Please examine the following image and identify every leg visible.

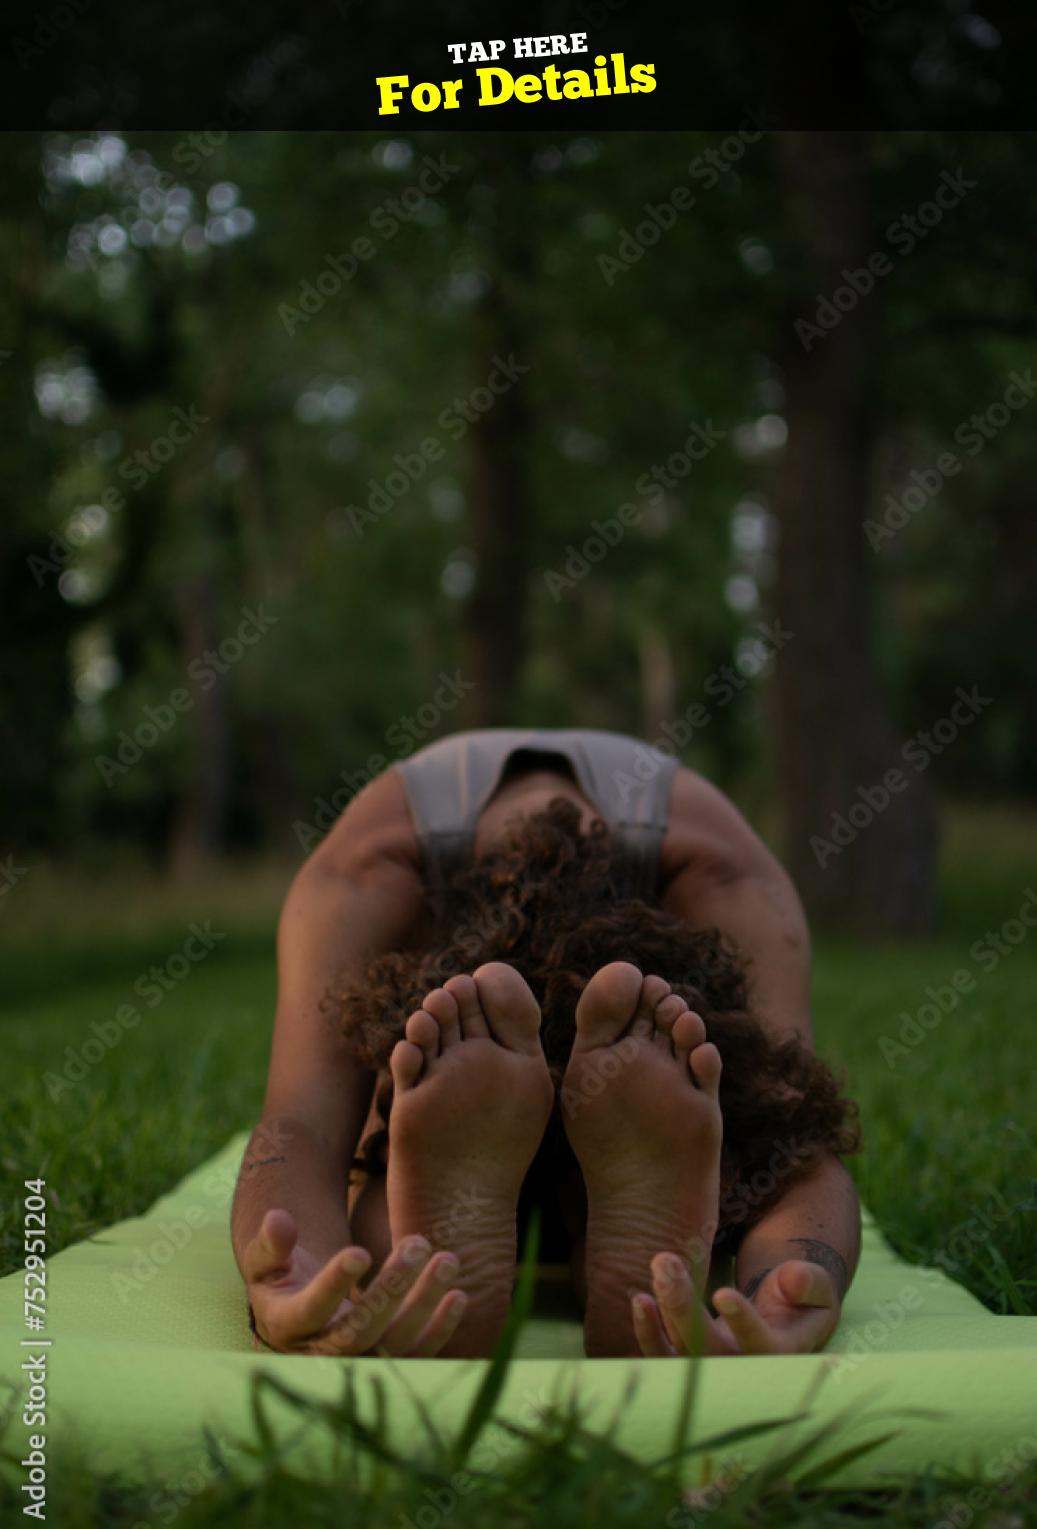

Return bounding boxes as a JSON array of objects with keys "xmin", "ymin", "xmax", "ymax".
[{"xmin": 347, "ymin": 1170, "xmax": 392, "ymax": 1270}]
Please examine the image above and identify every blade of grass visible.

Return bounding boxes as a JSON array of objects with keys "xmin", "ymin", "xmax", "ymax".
[
  {"xmin": 449, "ymin": 1209, "xmax": 540, "ymax": 1471},
  {"xmin": 978, "ymin": 1243, "xmax": 1031, "ymax": 1314},
  {"xmin": 649, "ymin": 1412, "xmax": 809, "ymax": 1473},
  {"xmin": 667, "ymin": 1266, "xmax": 710, "ymax": 1475},
  {"xmin": 791, "ymin": 1430, "xmax": 901, "ymax": 1490}
]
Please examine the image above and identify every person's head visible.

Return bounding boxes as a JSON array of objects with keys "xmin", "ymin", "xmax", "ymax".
[{"xmin": 334, "ymin": 797, "xmax": 859, "ymax": 1245}]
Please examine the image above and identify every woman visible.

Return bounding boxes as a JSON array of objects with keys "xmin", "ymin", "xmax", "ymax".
[{"xmin": 232, "ymin": 728, "xmax": 860, "ymax": 1358}]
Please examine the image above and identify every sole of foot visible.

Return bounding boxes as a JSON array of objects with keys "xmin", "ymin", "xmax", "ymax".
[
  {"xmin": 387, "ymin": 961, "xmax": 554, "ymax": 1356},
  {"xmin": 560, "ymin": 961, "xmax": 722, "ymax": 1357}
]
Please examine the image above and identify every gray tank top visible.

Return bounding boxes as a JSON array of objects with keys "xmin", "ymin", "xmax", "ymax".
[{"xmin": 394, "ymin": 728, "xmax": 679, "ymax": 901}]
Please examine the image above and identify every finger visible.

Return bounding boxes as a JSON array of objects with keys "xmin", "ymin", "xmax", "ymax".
[
  {"xmin": 652, "ymin": 1253, "xmax": 702, "ymax": 1354},
  {"xmin": 376, "ymin": 1250, "xmax": 461, "ymax": 1354},
  {"xmin": 243, "ymin": 1208, "xmax": 298, "ymax": 1282},
  {"xmin": 774, "ymin": 1260, "xmax": 838, "ymax": 1308},
  {"xmin": 260, "ymin": 1243, "xmax": 372, "ymax": 1348},
  {"xmin": 408, "ymin": 1289, "xmax": 469, "ymax": 1356},
  {"xmin": 711, "ymin": 1287, "xmax": 780, "ymax": 1353},
  {"xmin": 632, "ymin": 1292, "xmax": 677, "ymax": 1356},
  {"xmin": 316, "ymin": 1236, "xmax": 433, "ymax": 1353}
]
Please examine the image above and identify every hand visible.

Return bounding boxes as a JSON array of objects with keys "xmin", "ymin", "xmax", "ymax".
[
  {"xmin": 243, "ymin": 1208, "xmax": 467, "ymax": 1356},
  {"xmin": 631, "ymin": 1255, "xmax": 841, "ymax": 1357}
]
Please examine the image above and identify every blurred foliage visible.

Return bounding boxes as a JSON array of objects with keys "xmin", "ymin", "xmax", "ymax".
[{"xmin": 1, "ymin": 129, "xmax": 1035, "ymax": 865}]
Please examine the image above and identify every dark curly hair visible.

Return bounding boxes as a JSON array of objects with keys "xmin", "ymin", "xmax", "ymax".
[{"xmin": 332, "ymin": 798, "xmax": 860, "ymax": 1251}]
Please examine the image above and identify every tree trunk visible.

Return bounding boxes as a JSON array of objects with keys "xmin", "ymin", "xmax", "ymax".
[
  {"xmin": 462, "ymin": 294, "xmax": 530, "ymax": 726},
  {"xmin": 168, "ymin": 571, "xmax": 231, "ymax": 876},
  {"xmin": 771, "ymin": 131, "xmax": 937, "ymax": 935},
  {"xmin": 460, "ymin": 140, "xmax": 532, "ymax": 728}
]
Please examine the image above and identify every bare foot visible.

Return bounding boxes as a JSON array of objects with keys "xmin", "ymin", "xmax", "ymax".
[
  {"xmin": 387, "ymin": 962, "xmax": 554, "ymax": 1356},
  {"xmin": 560, "ymin": 962, "xmax": 723, "ymax": 1357}
]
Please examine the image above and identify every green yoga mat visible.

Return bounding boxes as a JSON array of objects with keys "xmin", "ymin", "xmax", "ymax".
[{"xmin": 1, "ymin": 1133, "xmax": 1034, "ymax": 1492}]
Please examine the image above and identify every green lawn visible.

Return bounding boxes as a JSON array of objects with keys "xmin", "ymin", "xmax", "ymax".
[{"xmin": 1, "ymin": 808, "xmax": 1035, "ymax": 1526}]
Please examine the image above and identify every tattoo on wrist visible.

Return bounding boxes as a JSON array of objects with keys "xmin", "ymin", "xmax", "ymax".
[
  {"xmin": 740, "ymin": 1266, "xmax": 774, "ymax": 1302},
  {"xmin": 244, "ymin": 1155, "xmax": 287, "ymax": 1173},
  {"xmin": 790, "ymin": 1238, "xmax": 849, "ymax": 1298}
]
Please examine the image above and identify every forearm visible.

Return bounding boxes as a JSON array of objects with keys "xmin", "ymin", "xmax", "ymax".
[
  {"xmin": 735, "ymin": 1155, "xmax": 860, "ymax": 1300},
  {"xmin": 231, "ymin": 1115, "xmax": 353, "ymax": 1273}
]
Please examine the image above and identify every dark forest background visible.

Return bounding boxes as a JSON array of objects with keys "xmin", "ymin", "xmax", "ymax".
[{"xmin": 2, "ymin": 128, "xmax": 1035, "ymax": 936}]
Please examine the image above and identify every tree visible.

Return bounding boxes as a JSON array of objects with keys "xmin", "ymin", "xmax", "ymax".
[{"xmin": 770, "ymin": 131, "xmax": 938, "ymax": 934}]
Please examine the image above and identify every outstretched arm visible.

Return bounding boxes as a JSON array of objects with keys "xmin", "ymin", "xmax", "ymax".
[
  {"xmin": 632, "ymin": 1155, "xmax": 860, "ymax": 1356},
  {"xmin": 232, "ymin": 771, "xmax": 466, "ymax": 1354},
  {"xmin": 649, "ymin": 769, "xmax": 860, "ymax": 1351},
  {"xmin": 712, "ymin": 1153, "xmax": 860, "ymax": 1352}
]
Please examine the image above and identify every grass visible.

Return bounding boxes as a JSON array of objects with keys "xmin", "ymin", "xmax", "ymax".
[{"xmin": 1, "ymin": 802, "xmax": 1036, "ymax": 1525}]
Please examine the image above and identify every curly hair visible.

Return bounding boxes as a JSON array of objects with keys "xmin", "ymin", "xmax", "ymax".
[{"xmin": 332, "ymin": 797, "xmax": 860, "ymax": 1251}]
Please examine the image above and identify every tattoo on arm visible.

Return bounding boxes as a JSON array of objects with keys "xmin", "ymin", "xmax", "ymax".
[
  {"xmin": 244, "ymin": 1155, "xmax": 287, "ymax": 1173},
  {"xmin": 740, "ymin": 1266, "xmax": 774, "ymax": 1302},
  {"xmin": 790, "ymin": 1238, "xmax": 849, "ymax": 1298}
]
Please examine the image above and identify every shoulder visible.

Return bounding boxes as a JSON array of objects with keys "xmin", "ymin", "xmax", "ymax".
[
  {"xmin": 658, "ymin": 765, "xmax": 782, "ymax": 889},
  {"xmin": 303, "ymin": 763, "xmax": 423, "ymax": 884}
]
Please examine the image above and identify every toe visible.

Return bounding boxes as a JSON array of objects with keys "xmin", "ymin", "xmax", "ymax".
[
  {"xmin": 572, "ymin": 962, "xmax": 642, "ymax": 1053},
  {"xmin": 405, "ymin": 1007, "xmax": 440, "ymax": 1062},
  {"xmin": 472, "ymin": 962, "xmax": 542, "ymax": 1055},
  {"xmin": 630, "ymin": 974, "xmax": 670, "ymax": 1038},
  {"xmin": 422, "ymin": 988, "xmax": 461, "ymax": 1049},
  {"xmin": 389, "ymin": 1038, "xmax": 424, "ymax": 1093},
  {"xmin": 652, "ymin": 992, "xmax": 688, "ymax": 1055},
  {"xmin": 443, "ymin": 973, "xmax": 490, "ymax": 1039},
  {"xmin": 671, "ymin": 1008, "xmax": 706, "ymax": 1069},
  {"xmin": 689, "ymin": 1040, "xmax": 722, "ymax": 1098}
]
